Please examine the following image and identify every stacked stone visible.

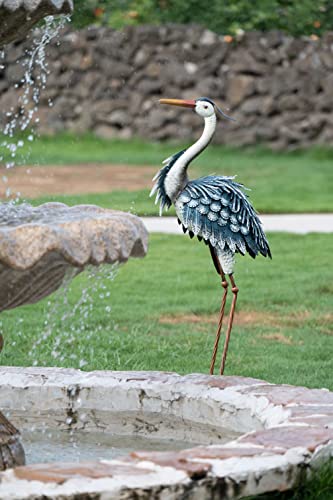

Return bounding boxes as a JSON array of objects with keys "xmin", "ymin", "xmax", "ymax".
[{"xmin": 1, "ymin": 25, "xmax": 333, "ymax": 148}]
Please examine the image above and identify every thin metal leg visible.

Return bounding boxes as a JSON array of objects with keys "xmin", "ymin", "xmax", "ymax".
[
  {"xmin": 219, "ymin": 274, "xmax": 238, "ymax": 375},
  {"xmin": 209, "ymin": 270, "xmax": 228, "ymax": 375}
]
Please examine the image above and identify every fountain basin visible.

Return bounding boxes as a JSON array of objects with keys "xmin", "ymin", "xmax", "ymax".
[
  {"xmin": 0, "ymin": 0, "xmax": 73, "ymax": 46},
  {"xmin": 0, "ymin": 202, "xmax": 148, "ymax": 312},
  {"xmin": 0, "ymin": 367, "xmax": 332, "ymax": 498},
  {"xmin": 22, "ymin": 430, "xmax": 205, "ymax": 466}
]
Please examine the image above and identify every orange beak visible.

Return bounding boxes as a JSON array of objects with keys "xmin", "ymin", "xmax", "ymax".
[{"xmin": 159, "ymin": 98, "xmax": 196, "ymax": 108}]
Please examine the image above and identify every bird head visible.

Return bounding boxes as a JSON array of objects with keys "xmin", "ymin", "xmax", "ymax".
[{"xmin": 159, "ymin": 97, "xmax": 235, "ymax": 121}]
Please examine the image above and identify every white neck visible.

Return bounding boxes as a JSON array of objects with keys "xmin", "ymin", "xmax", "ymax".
[
  {"xmin": 180, "ymin": 113, "xmax": 217, "ymax": 166},
  {"xmin": 164, "ymin": 113, "xmax": 217, "ymax": 201}
]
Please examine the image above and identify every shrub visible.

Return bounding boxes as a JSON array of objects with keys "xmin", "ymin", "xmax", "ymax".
[{"xmin": 71, "ymin": 0, "xmax": 333, "ymax": 37}]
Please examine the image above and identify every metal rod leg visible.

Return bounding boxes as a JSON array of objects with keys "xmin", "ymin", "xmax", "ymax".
[
  {"xmin": 220, "ymin": 274, "xmax": 238, "ymax": 375},
  {"xmin": 209, "ymin": 274, "xmax": 228, "ymax": 375}
]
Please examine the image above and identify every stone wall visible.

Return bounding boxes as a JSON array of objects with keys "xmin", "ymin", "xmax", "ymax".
[{"xmin": 1, "ymin": 24, "xmax": 333, "ymax": 148}]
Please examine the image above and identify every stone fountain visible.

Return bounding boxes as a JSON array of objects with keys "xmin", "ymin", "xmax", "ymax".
[{"xmin": 0, "ymin": 0, "xmax": 148, "ymax": 471}]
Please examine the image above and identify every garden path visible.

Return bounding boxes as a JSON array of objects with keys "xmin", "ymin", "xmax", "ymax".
[{"xmin": 143, "ymin": 214, "xmax": 333, "ymax": 234}]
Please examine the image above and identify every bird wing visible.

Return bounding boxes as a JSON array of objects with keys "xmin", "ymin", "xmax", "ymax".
[
  {"xmin": 176, "ymin": 175, "xmax": 271, "ymax": 259},
  {"xmin": 150, "ymin": 149, "xmax": 186, "ymax": 215}
]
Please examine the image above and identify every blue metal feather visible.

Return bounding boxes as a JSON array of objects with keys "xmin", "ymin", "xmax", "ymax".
[{"xmin": 176, "ymin": 175, "xmax": 271, "ymax": 260}]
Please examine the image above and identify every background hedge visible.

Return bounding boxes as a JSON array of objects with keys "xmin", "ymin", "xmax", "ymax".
[{"xmin": 71, "ymin": 0, "xmax": 333, "ymax": 37}]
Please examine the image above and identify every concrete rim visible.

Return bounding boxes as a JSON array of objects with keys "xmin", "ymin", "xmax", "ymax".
[{"xmin": 0, "ymin": 367, "xmax": 332, "ymax": 498}]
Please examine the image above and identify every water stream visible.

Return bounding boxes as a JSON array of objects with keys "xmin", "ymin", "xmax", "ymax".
[
  {"xmin": 28, "ymin": 264, "xmax": 118, "ymax": 369},
  {"xmin": 0, "ymin": 15, "xmax": 69, "ymax": 201}
]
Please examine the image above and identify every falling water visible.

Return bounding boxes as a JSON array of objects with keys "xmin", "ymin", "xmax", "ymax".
[
  {"xmin": 27, "ymin": 264, "xmax": 118, "ymax": 369},
  {"xmin": 0, "ymin": 15, "xmax": 69, "ymax": 202}
]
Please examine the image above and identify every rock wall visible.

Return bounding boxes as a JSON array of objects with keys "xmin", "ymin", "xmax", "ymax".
[{"xmin": 1, "ymin": 24, "xmax": 333, "ymax": 148}]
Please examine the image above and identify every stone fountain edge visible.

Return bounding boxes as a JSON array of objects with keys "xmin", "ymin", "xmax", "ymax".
[{"xmin": 0, "ymin": 367, "xmax": 332, "ymax": 499}]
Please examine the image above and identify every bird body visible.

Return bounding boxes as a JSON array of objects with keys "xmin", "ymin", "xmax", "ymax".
[
  {"xmin": 152, "ymin": 97, "xmax": 271, "ymax": 374},
  {"xmin": 151, "ymin": 99, "xmax": 271, "ymax": 275}
]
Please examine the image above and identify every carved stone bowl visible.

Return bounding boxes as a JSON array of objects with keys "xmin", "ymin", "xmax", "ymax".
[
  {"xmin": 0, "ymin": 0, "xmax": 73, "ymax": 46},
  {"xmin": 0, "ymin": 202, "xmax": 148, "ymax": 312}
]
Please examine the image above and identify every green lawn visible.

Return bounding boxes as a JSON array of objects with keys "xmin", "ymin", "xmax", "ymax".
[
  {"xmin": 1, "ymin": 232, "xmax": 332, "ymax": 390},
  {"xmin": 9, "ymin": 133, "xmax": 333, "ymax": 214}
]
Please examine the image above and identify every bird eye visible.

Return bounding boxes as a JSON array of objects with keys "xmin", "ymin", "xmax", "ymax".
[{"xmin": 204, "ymin": 105, "xmax": 208, "ymax": 109}]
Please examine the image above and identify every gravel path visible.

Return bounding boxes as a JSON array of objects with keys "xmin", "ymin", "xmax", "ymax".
[{"xmin": 142, "ymin": 214, "xmax": 333, "ymax": 234}]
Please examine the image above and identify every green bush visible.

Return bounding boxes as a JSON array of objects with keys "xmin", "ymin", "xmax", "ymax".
[{"xmin": 71, "ymin": 0, "xmax": 333, "ymax": 37}]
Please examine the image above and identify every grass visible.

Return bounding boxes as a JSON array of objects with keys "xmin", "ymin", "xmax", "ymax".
[
  {"xmin": 8, "ymin": 133, "xmax": 333, "ymax": 214},
  {"xmin": 1, "ymin": 232, "xmax": 332, "ymax": 389},
  {"xmin": 31, "ymin": 190, "xmax": 159, "ymax": 217}
]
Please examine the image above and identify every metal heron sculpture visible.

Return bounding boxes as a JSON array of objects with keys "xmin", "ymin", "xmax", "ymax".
[{"xmin": 151, "ymin": 97, "xmax": 271, "ymax": 375}]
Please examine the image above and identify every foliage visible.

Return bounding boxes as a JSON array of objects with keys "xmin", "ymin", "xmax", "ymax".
[
  {"xmin": 71, "ymin": 0, "xmax": 333, "ymax": 37},
  {"xmin": 69, "ymin": 0, "xmax": 110, "ymax": 28}
]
